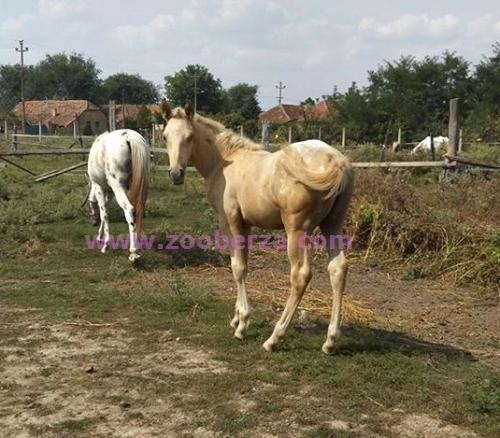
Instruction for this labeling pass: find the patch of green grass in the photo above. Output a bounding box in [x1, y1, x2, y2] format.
[55, 418, 96, 433]
[1, 155, 499, 437]
[467, 376, 500, 416]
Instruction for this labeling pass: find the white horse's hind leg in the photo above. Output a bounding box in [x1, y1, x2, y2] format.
[108, 179, 139, 262]
[88, 183, 101, 226]
[322, 249, 347, 354]
[93, 185, 110, 253]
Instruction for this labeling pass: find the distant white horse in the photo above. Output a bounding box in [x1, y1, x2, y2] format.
[87, 130, 150, 261]
[411, 136, 448, 154]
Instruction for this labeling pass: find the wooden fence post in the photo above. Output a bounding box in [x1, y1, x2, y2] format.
[4, 120, 7, 139]
[444, 98, 460, 180]
[288, 126, 292, 144]
[458, 128, 463, 153]
[430, 133, 436, 161]
[11, 127, 18, 151]
[447, 99, 459, 160]
[397, 127, 402, 145]
[109, 100, 116, 131]
[240, 125, 244, 137]
[318, 126, 322, 141]
[341, 127, 346, 148]
[38, 121, 42, 142]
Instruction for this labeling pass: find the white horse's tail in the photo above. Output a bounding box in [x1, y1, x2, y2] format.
[281, 146, 353, 199]
[127, 134, 150, 235]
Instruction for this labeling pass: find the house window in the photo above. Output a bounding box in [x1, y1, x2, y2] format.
[83, 121, 93, 136]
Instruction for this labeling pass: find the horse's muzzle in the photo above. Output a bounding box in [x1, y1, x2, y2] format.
[169, 168, 185, 185]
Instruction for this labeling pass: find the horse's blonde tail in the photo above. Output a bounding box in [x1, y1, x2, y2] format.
[282, 146, 352, 199]
[127, 135, 150, 235]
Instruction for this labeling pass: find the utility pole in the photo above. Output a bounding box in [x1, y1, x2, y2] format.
[16, 40, 28, 134]
[193, 73, 198, 112]
[276, 81, 286, 105]
[121, 88, 126, 127]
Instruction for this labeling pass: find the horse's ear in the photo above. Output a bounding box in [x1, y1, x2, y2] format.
[184, 102, 194, 120]
[161, 99, 172, 121]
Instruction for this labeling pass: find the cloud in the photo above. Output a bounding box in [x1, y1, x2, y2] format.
[1, 0, 87, 35]
[359, 14, 459, 38]
[0, 14, 36, 33]
[466, 15, 500, 38]
[37, 0, 68, 17]
[111, 15, 175, 46]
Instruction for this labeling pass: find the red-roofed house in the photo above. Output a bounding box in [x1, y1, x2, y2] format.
[12, 100, 108, 135]
[259, 100, 333, 124]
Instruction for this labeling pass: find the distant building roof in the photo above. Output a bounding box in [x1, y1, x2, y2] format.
[303, 99, 332, 121]
[259, 104, 302, 124]
[259, 100, 333, 124]
[103, 103, 161, 123]
[12, 100, 102, 127]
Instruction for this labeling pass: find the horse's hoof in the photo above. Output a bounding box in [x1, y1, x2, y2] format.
[321, 342, 337, 355]
[262, 339, 277, 352]
[129, 253, 140, 262]
[234, 333, 244, 341]
[100, 247, 107, 254]
[230, 317, 239, 329]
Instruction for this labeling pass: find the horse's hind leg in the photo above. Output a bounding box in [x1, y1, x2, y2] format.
[108, 178, 139, 262]
[263, 229, 311, 351]
[321, 246, 347, 354]
[93, 184, 110, 253]
[319, 198, 351, 354]
[88, 183, 101, 227]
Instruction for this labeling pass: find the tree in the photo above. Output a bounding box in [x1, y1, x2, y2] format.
[102, 73, 159, 104]
[0, 53, 101, 111]
[0, 64, 24, 112]
[165, 64, 224, 114]
[36, 53, 102, 102]
[301, 97, 316, 106]
[364, 53, 472, 141]
[0, 64, 41, 112]
[224, 83, 261, 120]
[413, 52, 471, 135]
[136, 106, 153, 130]
[466, 43, 500, 139]
[365, 56, 420, 141]
[331, 82, 376, 143]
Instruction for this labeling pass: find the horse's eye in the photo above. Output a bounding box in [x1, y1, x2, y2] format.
[186, 134, 193, 142]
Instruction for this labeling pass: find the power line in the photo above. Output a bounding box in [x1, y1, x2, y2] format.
[16, 40, 29, 134]
[275, 81, 286, 105]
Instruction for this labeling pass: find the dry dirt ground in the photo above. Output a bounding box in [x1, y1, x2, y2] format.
[0, 253, 498, 437]
[243, 253, 500, 362]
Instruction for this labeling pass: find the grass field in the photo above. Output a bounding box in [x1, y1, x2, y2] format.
[0, 148, 499, 437]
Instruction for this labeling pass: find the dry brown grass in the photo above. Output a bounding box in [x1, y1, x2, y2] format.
[347, 169, 500, 289]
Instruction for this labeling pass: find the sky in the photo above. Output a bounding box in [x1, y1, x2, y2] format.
[1, 0, 500, 108]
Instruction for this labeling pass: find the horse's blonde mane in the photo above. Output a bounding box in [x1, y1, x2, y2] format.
[172, 107, 263, 158]
[214, 130, 263, 158]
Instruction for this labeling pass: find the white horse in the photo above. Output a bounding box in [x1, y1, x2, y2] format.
[87, 129, 150, 261]
[411, 136, 448, 154]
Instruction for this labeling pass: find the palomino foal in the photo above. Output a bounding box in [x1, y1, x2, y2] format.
[161, 102, 353, 353]
[87, 129, 150, 261]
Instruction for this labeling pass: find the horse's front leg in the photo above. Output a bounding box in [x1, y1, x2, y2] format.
[263, 229, 311, 351]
